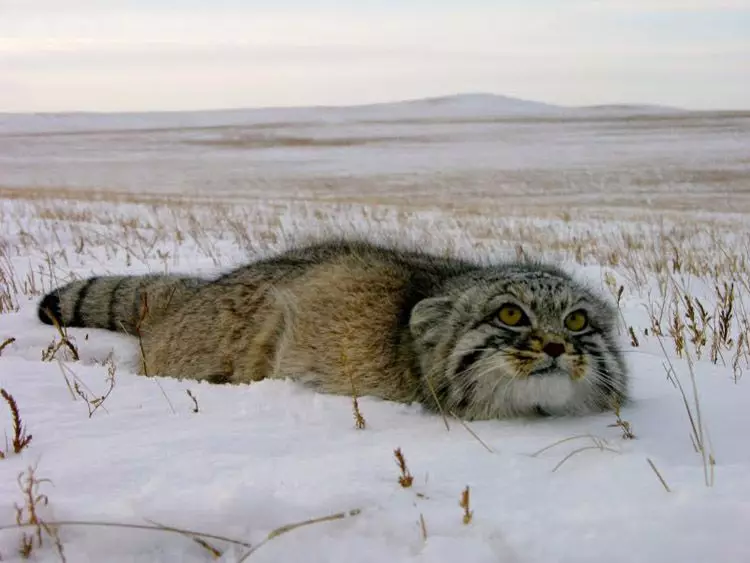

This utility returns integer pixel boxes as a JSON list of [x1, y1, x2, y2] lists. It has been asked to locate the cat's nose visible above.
[[543, 341, 565, 358]]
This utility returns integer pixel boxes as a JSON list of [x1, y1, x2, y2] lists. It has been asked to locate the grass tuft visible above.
[[1, 388, 33, 457], [12, 465, 66, 561], [459, 486, 473, 525], [393, 448, 414, 488]]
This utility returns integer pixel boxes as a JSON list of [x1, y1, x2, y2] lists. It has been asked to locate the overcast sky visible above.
[[1, 0, 748, 112]]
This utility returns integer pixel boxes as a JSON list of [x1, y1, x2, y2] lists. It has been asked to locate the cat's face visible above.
[[409, 264, 628, 420]]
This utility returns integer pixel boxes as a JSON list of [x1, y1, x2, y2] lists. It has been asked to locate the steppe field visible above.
[[1, 95, 749, 562]]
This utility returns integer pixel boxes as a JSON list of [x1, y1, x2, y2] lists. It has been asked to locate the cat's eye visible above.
[[564, 310, 589, 332], [497, 304, 530, 327]]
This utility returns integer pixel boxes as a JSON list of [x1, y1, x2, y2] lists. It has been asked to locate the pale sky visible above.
[[1, 0, 749, 112]]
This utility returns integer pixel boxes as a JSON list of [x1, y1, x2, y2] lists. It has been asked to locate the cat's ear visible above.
[[409, 296, 453, 348]]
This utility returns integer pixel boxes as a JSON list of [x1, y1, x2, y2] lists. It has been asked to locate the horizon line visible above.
[[0, 91, 718, 117]]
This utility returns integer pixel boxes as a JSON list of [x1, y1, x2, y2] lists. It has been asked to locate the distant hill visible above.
[[338, 93, 565, 117], [0, 93, 685, 134]]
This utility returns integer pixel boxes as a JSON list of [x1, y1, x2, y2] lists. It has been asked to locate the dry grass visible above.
[[419, 513, 428, 542], [130, 292, 177, 415], [394, 448, 414, 488], [449, 413, 495, 453], [459, 486, 473, 525], [72, 358, 116, 419], [40, 312, 80, 363], [185, 389, 200, 413], [646, 458, 671, 493], [1, 518, 259, 559], [2, 465, 364, 561], [11, 465, 66, 561], [185, 134, 437, 149], [658, 335, 716, 487], [0, 337, 16, 356], [530, 434, 621, 472], [354, 109, 750, 127], [609, 400, 636, 440], [1, 184, 747, 443], [341, 334, 367, 430], [0, 388, 33, 459], [235, 507, 362, 562]]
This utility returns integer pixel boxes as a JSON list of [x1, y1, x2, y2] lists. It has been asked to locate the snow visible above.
[[1, 97, 750, 562], [3, 300, 749, 563]]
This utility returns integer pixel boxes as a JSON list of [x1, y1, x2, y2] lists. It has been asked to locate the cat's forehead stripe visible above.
[[489, 277, 586, 308]]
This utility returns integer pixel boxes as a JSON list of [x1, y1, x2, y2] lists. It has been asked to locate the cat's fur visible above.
[[38, 239, 628, 420]]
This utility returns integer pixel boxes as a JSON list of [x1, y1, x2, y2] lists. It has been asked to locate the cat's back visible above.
[[263, 240, 479, 399], [214, 239, 477, 286], [147, 239, 479, 391]]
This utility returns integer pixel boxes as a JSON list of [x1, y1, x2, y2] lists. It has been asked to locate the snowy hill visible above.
[[0, 93, 676, 135]]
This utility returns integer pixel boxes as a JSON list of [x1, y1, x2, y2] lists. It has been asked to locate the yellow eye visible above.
[[498, 304, 528, 327], [564, 310, 589, 332]]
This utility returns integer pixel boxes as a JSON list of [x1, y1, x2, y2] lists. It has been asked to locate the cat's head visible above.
[[409, 262, 628, 420]]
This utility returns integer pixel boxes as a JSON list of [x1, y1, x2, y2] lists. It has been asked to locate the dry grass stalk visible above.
[[13, 465, 66, 561], [394, 447, 414, 488], [449, 411, 494, 453], [0, 519, 254, 555], [340, 344, 366, 430], [656, 334, 715, 487], [732, 332, 746, 383], [190, 535, 223, 559], [551, 440, 619, 472], [531, 434, 619, 472], [72, 358, 116, 418], [628, 326, 640, 347], [669, 240, 682, 274], [419, 513, 428, 542], [646, 458, 671, 493], [186, 389, 200, 413], [144, 518, 223, 559], [351, 395, 366, 430], [667, 299, 686, 358], [683, 294, 710, 359], [55, 359, 101, 407], [614, 283, 629, 334], [0, 388, 33, 457], [129, 292, 177, 415], [710, 282, 735, 365], [0, 336, 16, 356], [0, 247, 21, 313], [134, 292, 151, 376], [608, 400, 636, 440], [422, 374, 450, 431], [459, 486, 473, 525], [235, 508, 362, 562], [530, 434, 599, 458], [40, 309, 79, 362], [647, 300, 665, 337]]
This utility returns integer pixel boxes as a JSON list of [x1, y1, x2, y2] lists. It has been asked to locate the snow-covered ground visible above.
[[1, 96, 749, 562]]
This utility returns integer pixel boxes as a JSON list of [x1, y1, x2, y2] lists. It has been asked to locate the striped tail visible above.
[[38, 274, 205, 335]]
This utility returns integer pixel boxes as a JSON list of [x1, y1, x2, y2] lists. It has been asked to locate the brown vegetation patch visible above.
[[185, 134, 440, 149]]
